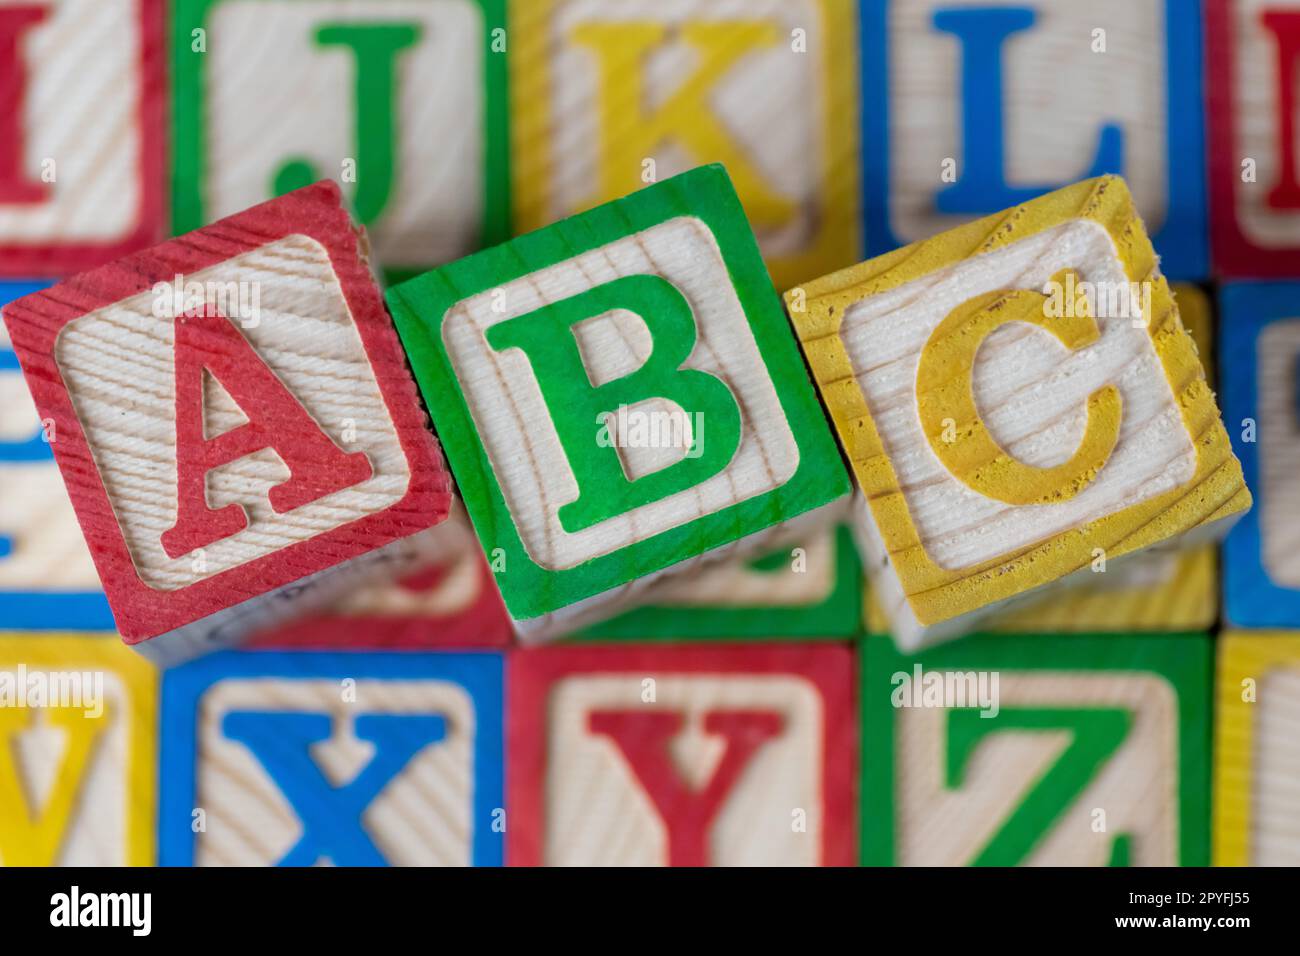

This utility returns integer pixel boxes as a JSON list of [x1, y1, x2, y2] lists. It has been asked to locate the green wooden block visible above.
[[171, 0, 510, 283], [862, 632, 1211, 866], [581, 524, 862, 640], [388, 165, 850, 639]]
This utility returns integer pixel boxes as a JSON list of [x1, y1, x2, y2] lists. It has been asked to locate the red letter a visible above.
[[0, 5, 51, 204], [161, 306, 373, 559], [588, 709, 783, 866]]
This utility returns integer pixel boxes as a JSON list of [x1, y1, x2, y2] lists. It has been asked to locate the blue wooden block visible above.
[[1222, 282, 1300, 627], [0, 280, 113, 630], [160, 650, 504, 866], [859, 0, 1207, 279]]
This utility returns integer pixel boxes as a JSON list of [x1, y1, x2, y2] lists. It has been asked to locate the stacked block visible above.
[[1207, 0, 1300, 275], [160, 649, 504, 866], [1222, 282, 1300, 626], [0, 635, 156, 866], [509, 0, 861, 289], [0, 0, 165, 276], [790, 176, 1248, 648], [2, 183, 453, 661], [171, 0, 509, 280], [861, 0, 1207, 278], [862, 633, 1211, 866], [1214, 633, 1300, 866], [388, 165, 850, 640], [508, 645, 855, 865]]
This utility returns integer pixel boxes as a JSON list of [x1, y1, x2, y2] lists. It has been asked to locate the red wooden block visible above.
[[1, 181, 452, 662], [1207, 0, 1300, 275], [249, 508, 511, 649], [508, 644, 855, 866], [0, 0, 164, 276]]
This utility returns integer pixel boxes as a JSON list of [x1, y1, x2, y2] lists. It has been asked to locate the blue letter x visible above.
[[222, 711, 447, 866]]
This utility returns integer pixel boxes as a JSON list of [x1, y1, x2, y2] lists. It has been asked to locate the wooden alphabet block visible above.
[[389, 165, 850, 640], [1213, 631, 1300, 866], [172, 0, 508, 281], [2, 182, 453, 663], [509, 0, 861, 290], [0, 634, 157, 866], [862, 632, 1211, 866], [583, 523, 862, 640], [1, 281, 113, 630], [1207, 0, 1300, 276], [250, 507, 512, 649], [861, 0, 1207, 279], [0, 0, 165, 276], [508, 644, 854, 865], [160, 649, 503, 865], [1220, 282, 1300, 626], [789, 176, 1249, 650]]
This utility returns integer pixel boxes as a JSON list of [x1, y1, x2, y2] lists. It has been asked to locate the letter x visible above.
[[222, 710, 446, 866]]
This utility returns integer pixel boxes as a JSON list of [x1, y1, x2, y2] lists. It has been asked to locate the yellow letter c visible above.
[[915, 271, 1122, 506]]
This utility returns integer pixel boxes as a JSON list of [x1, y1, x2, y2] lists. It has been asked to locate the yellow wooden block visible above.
[[509, 0, 861, 290], [1214, 632, 1300, 866], [0, 635, 156, 866], [791, 176, 1250, 649]]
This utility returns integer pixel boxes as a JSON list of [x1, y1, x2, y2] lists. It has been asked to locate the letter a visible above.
[[161, 306, 372, 559]]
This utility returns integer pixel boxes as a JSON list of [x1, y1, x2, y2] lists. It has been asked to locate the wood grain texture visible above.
[[172, 0, 507, 277], [789, 176, 1249, 650], [388, 165, 850, 640], [1, 181, 452, 659], [509, 0, 861, 290], [507, 644, 855, 866], [1213, 632, 1300, 866], [159, 649, 503, 865], [0, 0, 164, 276], [0, 634, 156, 866], [862, 633, 1211, 866], [1207, 0, 1300, 275]]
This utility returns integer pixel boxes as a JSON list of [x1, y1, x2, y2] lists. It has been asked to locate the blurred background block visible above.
[[1207, 0, 1300, 276], [159, 649, 504, 865], [862, 0, 1206, 278], [1214, 631, 1300, 866], [508, 644, 855, 865], [861, 632, 1211, 866], [0, 281, 113, 631], [171, 0, 509, 282], [0, 634, 156, 866], [583, 523, 862, 640], [509, 0, 862, 289], [1222, 281, 1300, 626], [0, 0, 165, 277], [251, 507, 512, 649]]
